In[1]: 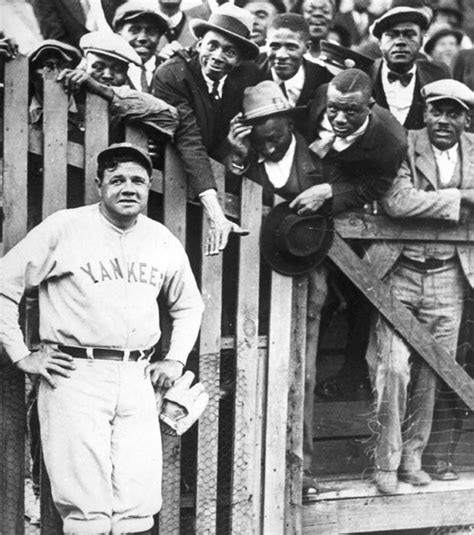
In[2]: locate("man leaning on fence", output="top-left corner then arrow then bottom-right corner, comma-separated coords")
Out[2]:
0,142 -> 204,534
364,79 -> 474,494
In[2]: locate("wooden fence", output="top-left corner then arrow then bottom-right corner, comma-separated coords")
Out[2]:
2,55 -> 474,535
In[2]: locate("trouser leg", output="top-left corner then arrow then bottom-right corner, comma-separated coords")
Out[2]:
303,266 -> 328,470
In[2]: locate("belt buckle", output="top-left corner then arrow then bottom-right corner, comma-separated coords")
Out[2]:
122,349 -> 130,362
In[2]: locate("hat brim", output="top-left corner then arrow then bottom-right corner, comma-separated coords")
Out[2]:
97,145 -> 153,176
260,202 -> 333,276
85,47 -> 142,67
425,95 -> 470,110
241,105 -> 307,124
424,28 -> 463,55
372,11 -> 429,39
190,19 -> 260,60
28,42 -> 82,68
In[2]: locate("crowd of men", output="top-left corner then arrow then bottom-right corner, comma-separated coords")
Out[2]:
1,0 -> 474,532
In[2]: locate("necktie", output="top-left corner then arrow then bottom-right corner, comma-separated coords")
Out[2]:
387,70 -> 414,87
309,131 -> 337,158
279,82 -> 288,99
140,68 -> 149,93
210,80 -> 221,103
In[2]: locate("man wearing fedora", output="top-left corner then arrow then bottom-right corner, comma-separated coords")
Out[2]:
257,13 -> 333,135
364,79 -> 474,493
153,3 -> 262,255
370,0 -> 451,130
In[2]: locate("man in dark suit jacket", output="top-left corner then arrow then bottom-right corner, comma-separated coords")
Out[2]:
258,14 -> 333,134
370,1 -> 451,130
153,3 -> 262,254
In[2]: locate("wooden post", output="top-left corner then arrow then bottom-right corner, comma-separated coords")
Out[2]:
231,178 -> 263,534
0,55 -> 29,535
84,93 -> 109,205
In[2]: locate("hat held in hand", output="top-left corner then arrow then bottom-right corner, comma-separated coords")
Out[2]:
158,371 -> 209,436
261,202 -> 333,276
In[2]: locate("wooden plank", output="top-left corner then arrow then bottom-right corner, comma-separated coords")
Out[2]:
263,272 -> 293,535
29,128 -> 85,169
335,211 -> 474,243
285,276 -> 308,534
42,68 -> 68,217
328,233 -> 474,411
231,178 -> 263,534
0,55 -> 29,535
195,163 -> 224,535
125,126 -> 149,216
84,93 -> 109,204
158,144 -> 188,535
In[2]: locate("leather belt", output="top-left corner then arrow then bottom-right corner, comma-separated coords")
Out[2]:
57,345 -> 154,362
400,256 -> 456,272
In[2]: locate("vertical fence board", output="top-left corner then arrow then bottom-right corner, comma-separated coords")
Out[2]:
285,276 -> 308,534
263,270 -> 293,535
231,178 -> 263,534
195,163 -> 224,535
1,55 -> 29,535
42,69 -> 68,218
84,93 -> 109,205
158,144 -> 188,535
126,126 -> 149,216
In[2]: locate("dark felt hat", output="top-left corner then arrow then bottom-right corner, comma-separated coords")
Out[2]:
261,202 -> 333,276
319,40 -> 375,75
424,24 -> 463,55
97,142 -> 153,176
371,2 -> 431,39
190,3 -> 260,60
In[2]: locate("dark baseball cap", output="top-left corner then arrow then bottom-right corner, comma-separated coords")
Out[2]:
97,142 -> 153,176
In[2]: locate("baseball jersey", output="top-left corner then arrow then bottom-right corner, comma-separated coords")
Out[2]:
0,204 -> 204,364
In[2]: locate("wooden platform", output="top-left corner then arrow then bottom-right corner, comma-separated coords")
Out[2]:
303,472 -> 474,534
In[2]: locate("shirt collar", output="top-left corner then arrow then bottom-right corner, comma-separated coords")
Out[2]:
201,71 -> 227,97
165,11 -> 184,28
382,61 -> 417,81
432,143 -> 459,159
271,63 -> 305,90
258,133 -> 296,163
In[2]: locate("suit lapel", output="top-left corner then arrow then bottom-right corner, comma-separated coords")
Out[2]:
459,133 -> 474,189
414,129 -> 438,190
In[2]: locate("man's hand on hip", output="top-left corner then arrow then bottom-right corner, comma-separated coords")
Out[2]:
15,349 -> 76,388
147,359 -> 184,389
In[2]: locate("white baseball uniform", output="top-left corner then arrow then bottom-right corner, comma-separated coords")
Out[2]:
0,203 -> 204,534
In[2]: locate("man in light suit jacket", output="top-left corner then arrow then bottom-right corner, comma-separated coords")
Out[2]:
364,79 -> 474,494
370,1 -> 451,130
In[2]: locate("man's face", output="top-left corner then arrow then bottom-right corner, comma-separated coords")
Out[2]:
117,16 -> 164,63
244,1 -> 279,46
86,52 -> 129,86
250,115 -> 293,162
379,22 -> 423,72
32,52 -> 72,100
301,0 -> 334,42
424,100 -> 469,151
266,27 -> 308,80
326,85 -> 370,138
197,30 -> 243,81
97,160 -> 151,227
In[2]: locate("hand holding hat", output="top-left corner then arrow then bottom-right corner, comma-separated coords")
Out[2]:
158,371 -> 210,436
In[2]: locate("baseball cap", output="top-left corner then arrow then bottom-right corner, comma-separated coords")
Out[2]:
97,143 -> 153,176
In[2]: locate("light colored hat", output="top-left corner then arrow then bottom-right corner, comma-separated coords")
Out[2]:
241,80 -> 305,123
80,31 -> 142,66
112,0 -> 168,34
190,3 -> 259,60
28,39 -> 82,67
371,1 -> 431,39
421,79 -> 474,110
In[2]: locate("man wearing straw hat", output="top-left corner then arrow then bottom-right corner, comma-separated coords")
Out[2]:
153,3 -> 262,255
0,142 -> 204,534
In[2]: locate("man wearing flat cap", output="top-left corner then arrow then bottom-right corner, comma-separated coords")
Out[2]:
112,0 -> 169,92
364,79 -> 474,494
0,142 -> 204,534
153,3 -> 262,255
370,0 -> 451,130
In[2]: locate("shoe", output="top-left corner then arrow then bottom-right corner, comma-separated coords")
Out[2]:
398,468 -> 431,486
374,469 -> 398,494
425,460 -> 459,481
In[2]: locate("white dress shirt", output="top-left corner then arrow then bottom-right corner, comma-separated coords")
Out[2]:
202,71 -> 227,98
128,56 -> 157,91
262,134 -> 297,189
433,144 -> 459,187
381,62 -> 417,126
271,64 -> 305,107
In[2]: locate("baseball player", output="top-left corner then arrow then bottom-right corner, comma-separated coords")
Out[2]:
0,143 -> 204,535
